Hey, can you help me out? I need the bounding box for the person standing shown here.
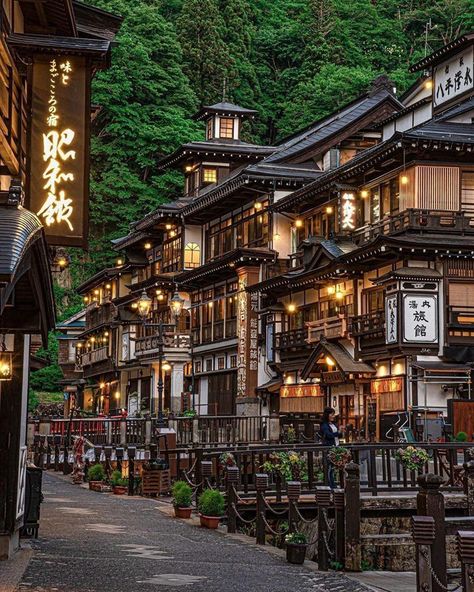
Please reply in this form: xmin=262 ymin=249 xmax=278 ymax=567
xmin=320 ymin=407 xmax=343 ymax=489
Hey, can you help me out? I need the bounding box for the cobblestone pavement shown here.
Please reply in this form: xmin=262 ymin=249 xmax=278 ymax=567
xmin=16 ymin=473 xmax=371 ymax=592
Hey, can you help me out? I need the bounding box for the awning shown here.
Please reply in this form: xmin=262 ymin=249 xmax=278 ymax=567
xmin=256 ymin=377 xmax=282 ymax=394
xmin=301 ymin=338 xmax=375 ymax=380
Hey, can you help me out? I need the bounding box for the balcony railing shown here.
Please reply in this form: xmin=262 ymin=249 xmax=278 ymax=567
xmin=80 ymin=346 xmax=110 ymax=367
xmin=350 ymin=311 xmax=385 ymax=339
xmin=135 ymin=332 xmax=191 ymax=356
xmin=85 ymin=301 xmax=115 ymax=330
xmin=274 ymin=328 xmax=309 ymax=350
xmin=307 ymin=314 xmax=349 ymax=343
xmin=351 ymin=209 xmax=474 ymax=246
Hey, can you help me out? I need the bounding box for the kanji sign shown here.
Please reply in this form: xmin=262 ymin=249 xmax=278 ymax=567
xmin=29 ymin=56 xmax=89 ymax=247
xmin=433 ymin=46 xmax=474 ymax=110
xmin=385 ymin=294 xmax=398 ymax=344
xmin=403 ymin=294 xmax=438 ymax=344
xmin=341 ymin=192 xmax=356 ymax=230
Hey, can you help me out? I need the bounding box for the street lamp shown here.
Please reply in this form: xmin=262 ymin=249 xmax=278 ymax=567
xmin=170 ymin=290 xmax=185 ymax=322
xmin=137 ymin=290 xmax=152 ymax=319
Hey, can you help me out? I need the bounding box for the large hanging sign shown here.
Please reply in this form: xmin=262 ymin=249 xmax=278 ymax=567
xmin=29 ymin=56 xmax=89 ymax=247
xmin=433 ymin=45 xmax=474 ymax=111
xmin=402 ymin=294 xmax=438 ymax=344
xmin=385 ymin=295 xmax=398 ymax=344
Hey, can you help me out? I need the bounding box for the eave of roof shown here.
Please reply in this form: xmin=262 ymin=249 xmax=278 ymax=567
xmin=193 ymin=102 xmax=258 ymax=121
xmin=76 ymin=265 xmax=132 ymax=294
xmin=410 ymin=32 xmax=474 ymax=72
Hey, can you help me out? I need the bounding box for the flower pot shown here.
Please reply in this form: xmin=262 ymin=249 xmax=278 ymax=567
xmin=199 ymin=514 xmax=220 ymax=529
xmin=89 ymin=481 xmax=103 ymax=492
xmin=174 ymin=506 xmax=193 ymax=519
xmin=113 ymin=485 xmax=128 ymax=495
xmin=286 ymin=542 xmax=307 ymax=565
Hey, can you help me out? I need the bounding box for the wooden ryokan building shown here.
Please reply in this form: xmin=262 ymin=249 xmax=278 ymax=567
xmin=67 ymin=32 xmax=474 ymax=441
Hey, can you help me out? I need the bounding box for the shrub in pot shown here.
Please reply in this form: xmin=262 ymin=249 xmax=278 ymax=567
xmin=172 ymin=480 xmax=193 ymax=518
xmin=198 ymin=488 xmax=225 ymax=529
xmin=87 ymin=463 xmax=105 ymax=491
xmin=285 ymin=531 xmax=308 ymax=564
xmin=110 ymin=470 xmax=128 ymax=495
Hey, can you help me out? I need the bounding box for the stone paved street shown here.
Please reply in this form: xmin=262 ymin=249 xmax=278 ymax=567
xmin=14 ymin=473 xmax=371 ymax=592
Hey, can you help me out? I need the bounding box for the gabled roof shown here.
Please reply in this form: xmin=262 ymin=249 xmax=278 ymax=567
xmin=73 ymin=1 xmax=123 ymax=40
xmin=301 ymin=339 xmax=375 ymax=380
xmin=263 ymin=87 xmax=401 ymax=164
xmin=410 ymin=31 xmax=474 ymax=73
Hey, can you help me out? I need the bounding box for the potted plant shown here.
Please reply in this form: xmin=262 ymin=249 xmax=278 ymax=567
xmin=172 ymin=480 xmax=193 ymax=518
xmin=327 ymin=446 xmax=352 ymax=470
xmin=219 ymin=452 xmax=236 ymax=470
xmin=285 ymin=531 xmax=308 ymax=564
xmin=110 ymin=470 xmax=128 ymax=495
xmin=198 ymin=489 xmax=225 ymax=529
xmin=87 ymin=463 xmax=105 ymax=491
xmin=395 ymin=446 xmax=430 ymax=472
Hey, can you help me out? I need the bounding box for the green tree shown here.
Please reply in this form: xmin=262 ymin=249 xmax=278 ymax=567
xmin=177 ymin=0 xmax=232 ymax=105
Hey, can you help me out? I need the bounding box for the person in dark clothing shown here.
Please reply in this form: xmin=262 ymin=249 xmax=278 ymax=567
xmin=320 ymin=407 xmax=343 ymax=489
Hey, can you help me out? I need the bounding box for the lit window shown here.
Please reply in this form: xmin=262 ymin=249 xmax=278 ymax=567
xmin=184 ymin=242 xmax=200 ymax=269
xmin=219 ymin=118 xmax=234 ymax=139
xmin=206 ymin=118 xmax=213 ymax=140
xmin=203 ymin=168 xmax=217 ymax=184
xmin=230 ymin=355 xmax=237 ymax=368
xmin=218 ymin=357 xmax=225 ymax=370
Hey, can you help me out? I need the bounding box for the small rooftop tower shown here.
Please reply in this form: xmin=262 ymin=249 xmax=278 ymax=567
xmin=193 ymin=101 xmax=258 ymax=142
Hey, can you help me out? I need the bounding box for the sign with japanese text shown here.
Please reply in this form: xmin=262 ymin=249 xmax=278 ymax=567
xmin=385 ymin=295 xmax=398 ymax=344
xmin=371 ymin=377 xmax=403 ymax=395
xmin=433 ymin=46 xmax=474 ymax=110
xmin=236 ymin=268 xmax=260 ymax=399
xmin=341 ymin=192 xmax=356 ymax=231
xmin=280 ymin=384 xmax=323 ymax=398
xmin=402 ymin=294 xmax=438 ymax=344
xmin=29 ymin=56 xmax=89 ymax=247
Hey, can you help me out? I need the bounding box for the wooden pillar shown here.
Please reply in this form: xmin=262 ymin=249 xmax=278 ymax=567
xmin=412 ymin=515 xmax=435 ymax=592
xmin=344 ymin=462 xmax=361 ymax=571
xmin=333 ymin=488 xmax=345 ymax=566
xmin=417 ymin=474 xmax=446 ymax=592
xmin=0 ymin=334 xmax=27 ymax=559
xmin=226 ymin=466 xmax=240 ymax=534
xmin=127 ymin=446 xmax=136 ymax=496
xmin=255 ymin=473 xmax=268 ymax=545
xmin=458 ymin=531 xmax=474 ymax=592
xmin=287 ymin=481 xmax=301 ymax=534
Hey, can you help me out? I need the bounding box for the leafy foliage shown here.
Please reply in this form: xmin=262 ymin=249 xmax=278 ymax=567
xmin=172 ymin=480 xmax=193 ymax=507
xmin=198 ymin=488 xmax=225 ymax=516
xmin=88 ymin=463 xmax=106 ymax=482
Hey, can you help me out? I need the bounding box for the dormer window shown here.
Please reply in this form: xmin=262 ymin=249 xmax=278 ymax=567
xmin=203 ymin=167 xmax=217 ymax=184
xmin=219 ymin=117 xmax=234 ymax=139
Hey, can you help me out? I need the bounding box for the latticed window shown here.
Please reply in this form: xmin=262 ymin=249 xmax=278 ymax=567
xmin=203 ymin=168 xmax=217 ymax=184
xmin=184 ymin=242 xmax=200 ymax=269
xmin=219 ymin=117 xmax=234 ymax=139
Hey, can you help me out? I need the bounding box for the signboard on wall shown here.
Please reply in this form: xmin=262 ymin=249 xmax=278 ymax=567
xmin=402 ymin=294 xmax=438 ymax=344
xmin=29 ymin=56 xmax=89 ymax=247
xmin=433 ymin=45 xmax=474 ymax=111
xmin=385 ymin=295 xmax=398 ymax=344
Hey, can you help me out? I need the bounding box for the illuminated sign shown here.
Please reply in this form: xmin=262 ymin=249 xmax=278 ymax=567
xmin=433 ymin=46 xmax=474 ymax=110
xmin=280 ymin=384 xmax=322 ymax=398
xmin=29 ymin=56 xmax=89 ymax=247
xmin=341 ymin=192 xmax=356 ymax=230
xmin=371 ymin=377 xmax=403 ymax=395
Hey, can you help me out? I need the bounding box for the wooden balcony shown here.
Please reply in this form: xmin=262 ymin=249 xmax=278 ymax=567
xmin=79 ymin=346 xmax=112 ymax=369
xmin=85 ymin=301 xmax=115 ymax=331
xmin=351 ymin=311 xmax=386 ymax=353
xmin=351 ymin=209 xmax=474 ymax=246
xmin=307 ymin=314 xmax=349 ymax=343
xmin=446 ymin=306 xmax=474 ymax=344
xmin=135 ymin=332 xmax=191 ymax=357
xmin=274 ymin=328 xmax=311 ymax=364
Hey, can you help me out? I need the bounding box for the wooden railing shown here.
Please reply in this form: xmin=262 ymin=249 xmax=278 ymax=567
xmin=350 ymin=310 xmax=385 ymax=338
xmin=174 ymin=415 xmax=268 ymax=446
xmin=85 ymin=301 xmax=115 ymax=331
xmin=274 ymin=327 xmax=308 ymax=350
xmin=135 ymin=332 xmax=191 ymax=356
xmin=351 ymin=209 xmax=474 ymax=246
xmin=79 ymin=346 xmax=110 ymax=367
xmin=306 ymin=314 xmax=349 ymax=343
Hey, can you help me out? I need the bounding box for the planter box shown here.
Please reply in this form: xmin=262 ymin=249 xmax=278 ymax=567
xmin=141 ymin=469 xmax=171 ymax=496
xmin=174 ymin=506 xmax=193 ymax=519
xmin=113 ymin=486 xmax=128 ymax=495
xmin=286 ymin=543 xmax=307 ymax=564
xmin=199 ymin=514 xmax=220 ymax=529
xmin=89 ymin=481 xmax=103 ymax=492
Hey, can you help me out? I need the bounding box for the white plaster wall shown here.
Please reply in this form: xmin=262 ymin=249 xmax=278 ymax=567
xmin=199 ymin=376 xmax=209 ymax=415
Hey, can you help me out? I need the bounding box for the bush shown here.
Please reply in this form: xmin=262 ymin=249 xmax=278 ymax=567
xmin=285 ymin=531 xmax=307 ymax=545
xmin=456 ymin=431 xmax=468 ymax=442
xmin=172 ymin=481 xmax=192 ymax=508
xmin=110 ymin=470 xmax=122 ymax=486
xmin=88 ymin=463 xmax=105 ymax=482
xmin=198 ymin=489 xmax=225 ymax=517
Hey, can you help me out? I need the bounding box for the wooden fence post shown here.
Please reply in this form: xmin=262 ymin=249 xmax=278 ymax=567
xmin=195 ymin=448 xmax=203 ymax=498
xmin=46 ymin=435 xmax=53 ymax=469
xmin=417 ymin=473 xmax=446 ymax=592
xmin=127 ymin=446 xmax=136 ymax=496
xmin=33 ymin=434 xmax=41 ymax=467
xmin=255 ymin=473 xmax=269 ymax=545
xmin=315 ymin=486 xmax=332 ymax=571
xmin=344 ymin=462 xmax=361 ymax=572
xmin=412 ymin=515 xmax=435 ymax=592
xmin=287 ymin=481 xmax=301 ymax=534
xmin=333 ymin=488 xmax=345 ymax=567
xmin=145 ymin=419 xmax=152 ymax=446
xmin=464 ymin=461 xmax=474 ymax=516
xmin=226 ymin=466 xmax=240 ymax=534
xmin=116 ymin=447 xmax=124 ymax=473
xmin=120 ymin=419 xmax=127 ymax=446
xmin=458 ymin=530 xmax=474 ymax=592
xmin=53 ymin=435 xmax=61 ymax=472
xmin=93 ymin=445 xmax=102 ymax=464
xmin=201 ymin=461 xmax=213 ymax=489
